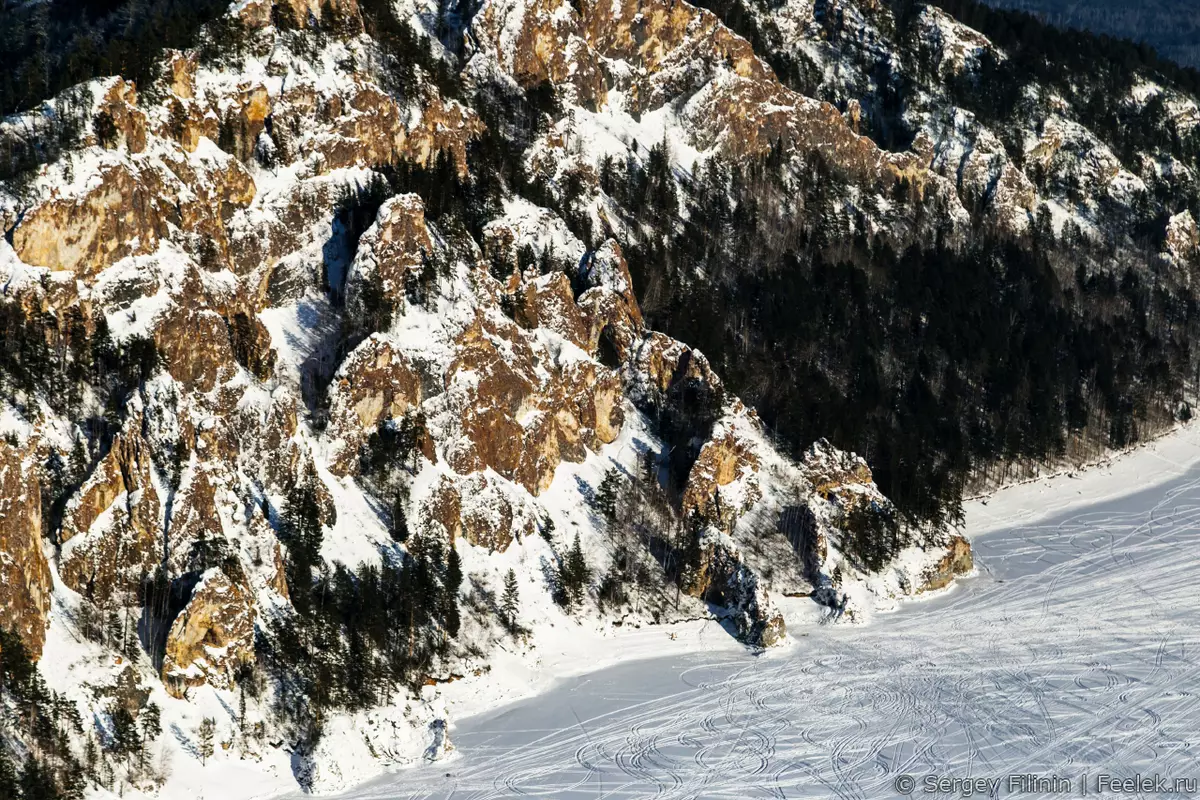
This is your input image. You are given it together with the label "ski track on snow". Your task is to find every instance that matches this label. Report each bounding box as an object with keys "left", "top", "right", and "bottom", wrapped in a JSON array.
[{"left": 322, "top": 466, "right": 1200, "bottom": 799}]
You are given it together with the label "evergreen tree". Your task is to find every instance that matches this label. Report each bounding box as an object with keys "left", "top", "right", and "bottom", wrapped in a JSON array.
[
  {"left": 68, "top": 434, "right": 89, "bottom": 483},
  {"left": 19, "top": 755, "right": 53, "bottom": 800},
  {"left": 538, "top": 515, "right": 556, "bottom": 544},
  {"left": 391, "top": 494, "right": 410, "bottom": 543},
  {"left": 558, "top": 533, "right": 591, "bottom": 608},
  {"left": 138, "top": 701, "right": 161, "bottom": 770},
  {"left": 500, "top": 569, "right": 520, "bottom": 631},
  {"left": 594, "top": 469, "right": 620, "bottom": 523},
  {"left": 285, "top": 465, "right": 326, "bottom": 611},
  {"left": 443, "top": 545, "right": 462, "bottom": 638},
  {"left": 121, "top": 610, "right": 140, "bottom": 662},
  {"left": 110, "top": 706, "right": 139, "bottom": 757},
  {"left": 0, "top": 748, "right": 15, "bottom": 800},
  {"left": 84, "top": 734, "right": 98, "bottom": 778},
  {"left": 197, "top": 717, "right": 216, "bottom": 766},
  {"left": 105, "top": 610, "right": 121, "bottom": 649}
]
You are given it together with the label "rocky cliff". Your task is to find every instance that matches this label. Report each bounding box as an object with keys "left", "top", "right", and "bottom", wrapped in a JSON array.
[{"left": 3, "top": 0, "right": 1191, "bottom": 795}]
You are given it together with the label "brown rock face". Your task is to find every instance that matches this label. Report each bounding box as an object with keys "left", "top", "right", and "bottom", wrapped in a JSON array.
[
  {"left": 473, "top": 0, "right": 609, "bottom": 110},
  {"left": 440, "top": 311, "right": 625, "bottom": 498},
  {"left": 920, "top": 535, "right": 974, "bottom": 593},
  {"left": 222, "top": 83, "right": 272, "bottom": 163},
  {"left": 59, "top": 428, "right": 162, "bottom": 608},
  {"left": 0, "top": 444, "right": 52, "bottom": 658},
  {"left": 576, "top": 240, "right": 645, "bottom": 362},
  {"left": 12, "top": 164, "right": 169, "bottom": 276},
  {"left": 459, "top": 475, "right": 519, "bottom": 553},
  {"left": 397, "top": 95, "right": 484, "bottom": 177},
  {"left": 1167, "top": 211, "right": 1200, "bottom": 264},
  {"left": 517, "top": 273, "right": 588, "bottom": 349},
  {"left": 273, "top": 0, "right": 362, "bottom": 31},
  {"left": 11, "top": 136, "right": 254, "bottom": 279},
  {"left": 350, "top": 194, "right": 436, "bottom": 303},
  {"left": 165, "top": 466, "right": 225, "bottom": 577},
  {"left": 327, "top": 336, "right": 425, "bottom": 474},
  {"left": 166, "top": 51, "right": 198, "bottom": 100},
  {"left": 582, "top": 242, "right": 642, "bottom": 327},
  {"left": 94, "top": 80, "right": 149, "bottom": 154},
  {"left": 228, "top": 173, "right": 348, "bottom": 283},
  {"left": 682, "top": 426, "right": 762, "bottom": 530},
  {"left": 161, "top": 567, "right": 256, "bottom": 698},
  {"left": 422, "top": 477, "right": 463, "bottom": 543},
  {"left": 417, "top": 475, "right": 523, "bottom": 552},
  {"left": 683, "top": 529, "right": 785, "bottom": 647},
  {"left": 802, "top": 439, "right": 874, "bottom": 501},
  {"left": 155, "top": 298, "right": 238, "bottom": 393},
  {"left": 159, "top": 95, "right": 219, "bottom": 153}
]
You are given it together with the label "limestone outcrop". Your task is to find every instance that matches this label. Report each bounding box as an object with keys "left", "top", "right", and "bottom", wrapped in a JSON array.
[
  {"left": 685, "top": 529, "right": 786, "bottom": 648},
  {"left": 161, "top": 567, "right": 256, "bottom": 698},
  {"left": 0, "top": 444, "right": 52, "bottom": 658},
  {"left": 920, "top": 535, "right": 975, "bottom": 593},
  {"left": 59, "top": 424, "right": 163, "bottom": 608}
]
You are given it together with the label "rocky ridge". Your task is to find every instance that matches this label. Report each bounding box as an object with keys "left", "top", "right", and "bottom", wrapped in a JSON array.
[{"left": 20, "top": 0, "right": 1183, "bottom": 794}]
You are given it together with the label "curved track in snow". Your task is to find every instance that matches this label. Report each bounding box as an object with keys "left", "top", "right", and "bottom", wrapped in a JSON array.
[{"left": 331, "top": 467, "right": 1200, "bottom": 799}]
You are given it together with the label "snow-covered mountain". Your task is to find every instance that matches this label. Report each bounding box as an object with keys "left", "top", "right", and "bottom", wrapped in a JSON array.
[{"left": 0, "top": 0, "right": 1195, "bottom": 795}]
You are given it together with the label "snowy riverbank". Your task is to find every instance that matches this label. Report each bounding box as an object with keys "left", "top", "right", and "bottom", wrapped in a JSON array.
[
  {"left": 326, "top": 422, "right": 1200, "bottom": 798},
  {"left": 964, "top": 420, "right": 1200, "bottom": 537},
  {"left": 281, "top": 420, "right": 1200, "bottom": 798}
]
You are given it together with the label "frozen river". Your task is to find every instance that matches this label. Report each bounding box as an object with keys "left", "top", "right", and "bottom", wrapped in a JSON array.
[{"left": 332, "top": 465, "right": 1200, "bottom": 799}]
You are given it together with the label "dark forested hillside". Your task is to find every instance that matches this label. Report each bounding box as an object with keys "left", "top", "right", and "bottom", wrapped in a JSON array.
[
  {"left": 0, "top": 0, "right": 232, "bottom": 116},
  {"left": 981, "top": 0, "right": 1200, "bottom": 69},
  {"left": 588, "top": 0, "right": 1200, "bottom": 527},
  {"left": 607, "top": 146, "right": 1196, "bottom": 529}
]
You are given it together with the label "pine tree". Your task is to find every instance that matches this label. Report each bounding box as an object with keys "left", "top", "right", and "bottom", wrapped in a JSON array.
[
  {"left": 105, "top": 610, "right": 121, "bottom": 648},
  {"left": 538, "top": 515, "right": 556, "bottom": 544},
  {"left": 391, "top": 494, "right": 410, "bottom": 543},
  {"left": 238, "top": 674, "right": 248, "bottom": 740},
  {"left": 443, "top": 545, "right": 462, "bottom": 638},
  {"left": 0, "top": 748, "right": 15, "bottom": 800},
  {"left": 500, "top": 569, "right": 520, "bottom": 631},
  {"left": 122, "top": 610, "right": 140, "bottom": 661},
  {"left": 84, "top": 734, "right": 98, "bottom": 780},
  {"left": 141, "top": 702, "right": 161, "bottom": 743},
  {"left": 285, "top": 465, "right": 325, "bottom": 611},
  {"left": 69, "top": 433, "right": 89, "bottom": 483},
  {"left": 594, "top": 468, "right": 620, "bottom": 523},
  {"left": 560, "top": 533, "right": 591, "bottom": 608},
  {"left": 19, "top": 754, "right": 53, "bottom": 800},
  {"left": 111, "top": 705, "right": 139, "bottom": 757},
  {"left": 197, "top": 717, "right": 216, "bottom": 765}
]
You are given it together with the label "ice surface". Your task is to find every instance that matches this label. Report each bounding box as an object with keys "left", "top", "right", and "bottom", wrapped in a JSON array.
[{"left": 312, "top": 453, "right": 1200, "bottom": 798}]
